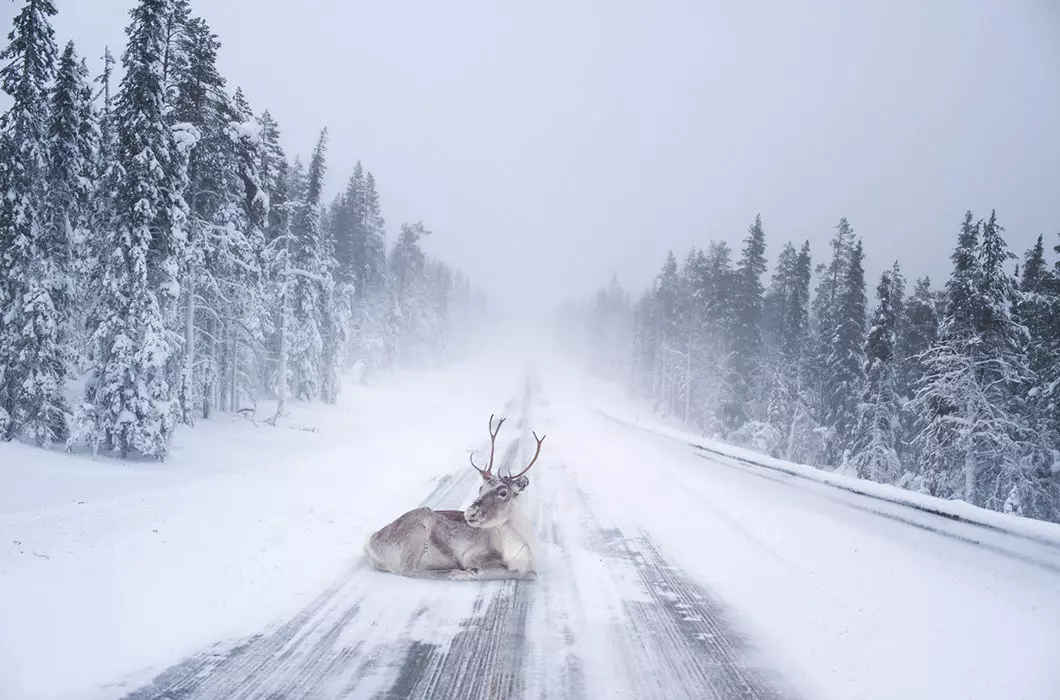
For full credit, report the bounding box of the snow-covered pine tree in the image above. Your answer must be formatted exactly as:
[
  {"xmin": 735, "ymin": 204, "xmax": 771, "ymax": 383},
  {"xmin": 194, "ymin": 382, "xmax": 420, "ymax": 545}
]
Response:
[
  {"xmin": 169, "ymin": 11, "xmax": 225, "ymax": 421},
  {"xmin": 388, "ymin": 221, "xmax": 431, "ymax": 365},
  {"xmin": 218, "ymin": 87, "xmax": 269, "ymax": 412},
  {"xmin": 75, "ymin": 0, "xmax": 192, "ymax": 459},
  {"xmin": 86, "ymin": 46, "xmax": 118, "ymax": 290},
  {"xmin": 824, "ymin": 236, "xmax": 867, "ymax": 465},
  {"xmin": 695, "ymin": 241, "xmax": 737, "ymax": 434},
  {"xmin": 895, "ymin": 275, "xmax": 939, "ymax": 469},
  {"xmin": 94, "ymin": 46, "xmax": 117, "ymax": 162},
  {"xmin": 651, "ymin": 251, "xmax": 683, "ymax": 415},
  {"xmin": 725, "ymin": 214, "xmax": 767, "ymax": 429},
  {"xmin": 807, "ymin": 217, "xmax": 856, "ymax": 436},
  {"xmin": 168, "ymin": 15, "xmax": 267, "ymax": 418},
  {"xmin": 762, "ymin": 240, "xmax": 817, "ymax": 460},
  {"xmin": 263, "ymin": 156, "xmax": 294, "ymax": 424},
  {"xmin": 589, "ymin": 272, "xmax": 633, "ymax": 383},
  {"xmin": 45, "ymin": 39, "xmax": 98, "ymax": 411},
  {"xmin": 0, "ymin": 0, "xmax": 62, "ymax": 444},
  {"xmin": 287, "ymin": 130, "xmax": 330, "ymax": 400},
  {"xmin": 849, "ymin": 263, "xmax": 903, "ymax": 482},
  {"xmin": 896, "ymin": 277, "xmax": 939, "ymax": 400},
  {"xmin": 911, "ymin": 211, "xmax": 1044, "ymax": 515},
  {"xmin": 630, "ymin": 291, "xmax": 656, "ymax": 398}
]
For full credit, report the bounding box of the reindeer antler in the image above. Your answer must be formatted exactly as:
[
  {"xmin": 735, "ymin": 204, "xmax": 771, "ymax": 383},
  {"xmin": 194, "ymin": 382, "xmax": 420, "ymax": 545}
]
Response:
[
  {"xmin": 507, "ymin": 431, "xmax": 546, "ymax": 480},
  {"xmin": 470, "ymin": 413, "xmax": 506, "ymax": 479}
]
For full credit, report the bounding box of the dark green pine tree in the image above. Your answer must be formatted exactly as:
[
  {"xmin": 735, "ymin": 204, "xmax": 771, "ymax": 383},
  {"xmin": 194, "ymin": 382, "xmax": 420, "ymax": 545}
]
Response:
[
  {"xmin": 850, "ymin": 264, "xmax": 903, "ymax": 482},
  {"xmin": 76, "ymin": 0, "xmax": 192, "ymax": 459},
  {"xmin": 0, "ymin": 0, "xmax": 61, "ymax": 444},
  {"xmin": 824, "ymin": 237, "xmax": 867, "ymax": 465},
  {"xmin": 725, "ymin": 214, "xmax": 767, "ymax": 429}
]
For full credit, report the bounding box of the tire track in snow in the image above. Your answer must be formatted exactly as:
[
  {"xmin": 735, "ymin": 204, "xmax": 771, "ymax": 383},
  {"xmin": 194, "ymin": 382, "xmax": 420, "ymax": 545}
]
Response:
[
  {"xmin": 119, "ymin": 397, "xmax": 526, "ymax": 700},
  {"xmin": 117, "ymin": 384, "xmax": 793, "ymax": 700},
  {"xmin": 375, "ymin": 380, "xmax": 539, "ymax": 699},
  {"xmin": 600, "ymin": 527, "xmax": 792, "ymax": 699}
]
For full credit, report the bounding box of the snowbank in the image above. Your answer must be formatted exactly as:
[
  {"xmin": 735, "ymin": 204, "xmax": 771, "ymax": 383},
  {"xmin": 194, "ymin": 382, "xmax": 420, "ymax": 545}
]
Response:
[{"xmin": 593, "ymin": 399, "xmax": 1060, "ymax": 548}]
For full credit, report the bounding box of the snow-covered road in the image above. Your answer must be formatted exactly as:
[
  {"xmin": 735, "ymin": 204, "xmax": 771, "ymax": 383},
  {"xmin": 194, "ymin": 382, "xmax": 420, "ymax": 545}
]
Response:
[{"xmin": 3, "ymin": 355, "xmax": 1059, "ymax": 700}]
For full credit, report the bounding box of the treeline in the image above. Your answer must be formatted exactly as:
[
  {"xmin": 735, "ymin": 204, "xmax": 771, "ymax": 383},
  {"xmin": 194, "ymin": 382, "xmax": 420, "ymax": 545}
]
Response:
[
  {"xmin": 0, "ymin": 0, "xmax": 479, "ymax": 459},
  {"xmin": 570, "ymin": 213, "xmax": 1060, "ymax": 523}
]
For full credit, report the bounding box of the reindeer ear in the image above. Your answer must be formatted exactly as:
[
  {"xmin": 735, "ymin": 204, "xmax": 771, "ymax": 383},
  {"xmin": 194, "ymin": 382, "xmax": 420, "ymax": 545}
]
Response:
[{"xmin": 510, "ymin": 475, "xmax": 529, "ymax": 493}]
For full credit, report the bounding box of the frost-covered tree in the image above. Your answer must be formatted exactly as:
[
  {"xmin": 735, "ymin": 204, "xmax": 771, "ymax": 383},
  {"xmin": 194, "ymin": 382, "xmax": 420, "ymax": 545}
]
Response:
[
  {"xmin": 286, "ymin": 129, "xmax": 330, "ymax": 400},
  {"xmin": 808, "ymin": 217, "xmax": 856, "ymax": 432},
  {"xmin": 0, "ymin": 0, "xmax": 62, "ymax": 443},
  {"xmin": 850, "ymin": 264, "xmax": 903, "ymax": 482},
  {"xmin": 762, "ymin": 241, "xmax": 817, "ymax": 460},
  {"xmin": 75, "ymin": 0, "xmax": 192, "ymax": 459},
  {"xmin": 725, "ymin": 214, "xmax": 767, "ymax": 428},
  {"xmin": 911, "ymin": 211, "xmax": 1045, "ymax": 514},
  {"xmin": 824, "ymin": 236, "xmax": 867, "ymax": 464},
  {"xmin": 896, "ymin": 276, "xmax": 938, "ymax": 401},
  {"xmin": 46, "ymin": 39, "xmax": 98, "ymax": 394}
]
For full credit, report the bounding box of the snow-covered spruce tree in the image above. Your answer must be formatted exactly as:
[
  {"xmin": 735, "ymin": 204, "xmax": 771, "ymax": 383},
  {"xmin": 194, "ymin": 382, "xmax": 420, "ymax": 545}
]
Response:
[
  {"xmin": 169, "ymin": 11, "xmax": 226, "ymax": 422},
  {"xmin": 762, "ymin": 240, "xmax": 817, "ymax": 461},
  {"xmin": 651, "ymin": 251, "xmax": 683, "ymax": 414},
  {"xmin": 286, "ymin": 130, "xmax": 330, "ymax": 401},
  {"xmin": 388, "ymin": 221, "xmax": 430, "ymax": 365},
  {"xmin": 725, "ymin": 214, "xmax": 767, "ymax": 430},
  {"xmin": 588, "ymin": 273, "xmax": 633, "ymax": 383},
  {"xmin": 823, "ymin": 235, "xmax": 867, "ymax": 466},
  {"xmin": 46, "ymin": 39, "xmax": 99, "ymax": 399},
  {"xmin": 1017, "ymin": 234, "xmax": 1060, "ymax": 517},
  {"xmin": 693, "ymin": 241, "xmax": 737, "ymax": 434},
  {"xmin": 346, "ymin": 169, "xmax": 389, "ymax": 376},
  {"xmin": 911, "ymin": 211, "xmax": 1046, "ymax": 515},
  {"xmin": 896, "ymin": 276, "xmax": 938, "ymax": 401},
  {"xmin": 0, "ymin": 0, "xmax": 62, "ymax": 444},
  {"xmin": 849, "ymin": 264, "xmax": 904, "ymax": 482},
  {"xmin": 894, "ymin": 275, "xmax": 939, "ymax": 470},
  {"xmin": 169, "ymin": 16, "xmax": 269, "ymax": 419},
  {"xmin": 263, "ymin": 156, "xmax": 294, "ymax": 423},
  {"xmin": 75, "ymin": 0, "xmax": 193, "ymax": 459},
  {"xmin": 630, "ymin": 291, "xmax": 656, "ymax": 398},
  {"xmin": 807, "ymin": 217, "xmax": 856, "ymax": 440},
  {"xmin": 85, "ymin": 46, "xmax": 118, "ymax": 291}
]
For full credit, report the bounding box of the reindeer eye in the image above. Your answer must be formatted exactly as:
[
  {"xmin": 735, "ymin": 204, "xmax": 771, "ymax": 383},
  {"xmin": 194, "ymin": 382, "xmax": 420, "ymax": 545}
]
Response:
[{"xmin": 498, "ymin": 488, "xmax": 509, "ymax": 499}]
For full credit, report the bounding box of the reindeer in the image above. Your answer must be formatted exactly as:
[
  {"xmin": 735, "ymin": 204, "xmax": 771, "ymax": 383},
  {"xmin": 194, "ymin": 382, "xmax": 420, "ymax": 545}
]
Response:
[{"xmin": 364, "ymin": 414, "xmax": 545, "ymax": 581}]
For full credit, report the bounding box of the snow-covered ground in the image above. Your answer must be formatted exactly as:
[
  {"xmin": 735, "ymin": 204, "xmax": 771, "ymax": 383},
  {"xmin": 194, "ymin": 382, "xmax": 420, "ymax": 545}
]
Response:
[{"xmin": 2, "ymin": 348, "xmax": 1059, "ymax": 699}]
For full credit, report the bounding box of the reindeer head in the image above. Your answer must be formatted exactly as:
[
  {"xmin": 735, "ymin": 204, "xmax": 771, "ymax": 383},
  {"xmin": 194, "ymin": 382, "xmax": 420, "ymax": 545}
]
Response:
[{"xmin": 465, "ymin": 414, "xmax": 545, "ymax": 528}]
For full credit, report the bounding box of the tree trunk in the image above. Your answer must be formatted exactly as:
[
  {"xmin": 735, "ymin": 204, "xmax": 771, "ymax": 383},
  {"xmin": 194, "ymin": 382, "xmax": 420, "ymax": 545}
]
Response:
[
  {"xmin": 963, "ymin": 397, "xmax": 978, "ymax": 505},
  {"xmin": 181, "ymin": 272, "xmax": 196, "ymax": 425},
  {"xmin": 268, "ymin": 248, "xmax": 291, "ymax": 426}
]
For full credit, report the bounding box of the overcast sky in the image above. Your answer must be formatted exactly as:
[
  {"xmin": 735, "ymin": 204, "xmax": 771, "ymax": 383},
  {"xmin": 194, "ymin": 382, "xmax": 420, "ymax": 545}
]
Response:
[{"xmin": 7, "ymin": 0, "xmax": 1060, "ymax": 311}]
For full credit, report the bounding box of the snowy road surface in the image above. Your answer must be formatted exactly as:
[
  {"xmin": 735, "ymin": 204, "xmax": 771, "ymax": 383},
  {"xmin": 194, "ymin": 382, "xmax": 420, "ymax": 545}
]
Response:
[{"xmin": 3, "ymin": 356, "xmax": 1060, "ymax": 700}]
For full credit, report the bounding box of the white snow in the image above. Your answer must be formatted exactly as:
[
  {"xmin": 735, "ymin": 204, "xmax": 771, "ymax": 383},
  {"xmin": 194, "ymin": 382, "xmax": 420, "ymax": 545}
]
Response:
[
  {"xmin": 0, "ymin": 358, "xmax": 515, "ymax": 700},
  {"xmin": 2, "ymin": 347, "xmax": 1059, "ymax": 700},
  {"xmin": 589, "ymin": 380, "xmax": 1060, "ymax": 548}
]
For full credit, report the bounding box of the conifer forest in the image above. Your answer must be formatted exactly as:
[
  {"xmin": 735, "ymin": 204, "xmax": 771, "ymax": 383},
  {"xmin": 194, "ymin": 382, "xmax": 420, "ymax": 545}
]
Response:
[
  {"xmin": 571, "ymin": 213, "xmax": 1060, "ymax": 522},
  {"xmin": 0, "ymin": 0, "xmax": 477, "ymax": 460}
]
